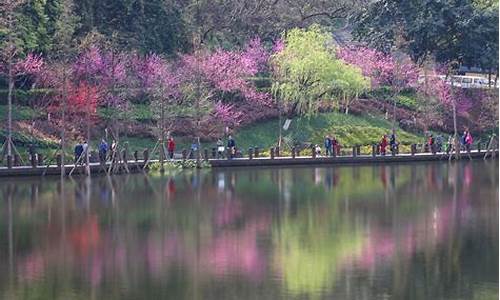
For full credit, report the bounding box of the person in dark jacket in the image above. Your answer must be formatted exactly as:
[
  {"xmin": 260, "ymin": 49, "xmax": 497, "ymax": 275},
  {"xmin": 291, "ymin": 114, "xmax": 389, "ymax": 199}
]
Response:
[
  {"xmin": 324, "ymin": 136, "xmax": 332, "ymax": 156},
  {"xmin": 389, "ymin": 133, "xmax": 397, "ymax": 153},
  {"xmin": 99, "ymin": 139, "xmax": 108, "ymax": 162},
  {"xmin": 227, "ymin": 135, "xmax": 236, "ymax": 158},
  {"xmin": 74, "ymin": 141, "xmax": 83, "ymax": 163}
]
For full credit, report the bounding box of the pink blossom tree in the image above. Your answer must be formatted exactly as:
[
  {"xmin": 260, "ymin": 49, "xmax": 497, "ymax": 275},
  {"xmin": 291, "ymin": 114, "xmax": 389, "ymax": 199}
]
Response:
[
  {"xmin": 132, "ymin": 53, "xmax": 180, "ymax": 167},
  {"xmin": 337, "ymin": 45, "xmax": 419, "ymax": 131}
]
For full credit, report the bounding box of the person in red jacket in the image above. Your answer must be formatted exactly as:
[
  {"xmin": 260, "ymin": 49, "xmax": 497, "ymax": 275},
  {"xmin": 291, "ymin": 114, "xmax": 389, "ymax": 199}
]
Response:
[
  {"xmin": 167, "ymin": 137, "xmax": 175, "ymax": 159},
  {"xmin": 380, "ymin": 134, "xmax": 388, "ymax": 155}
]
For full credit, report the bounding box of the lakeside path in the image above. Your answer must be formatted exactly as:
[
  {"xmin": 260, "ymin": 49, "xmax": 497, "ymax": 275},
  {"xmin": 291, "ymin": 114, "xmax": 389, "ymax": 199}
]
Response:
[{"xmin": 0, "ymin": 150, "xmax": 497, "ymax": 178}]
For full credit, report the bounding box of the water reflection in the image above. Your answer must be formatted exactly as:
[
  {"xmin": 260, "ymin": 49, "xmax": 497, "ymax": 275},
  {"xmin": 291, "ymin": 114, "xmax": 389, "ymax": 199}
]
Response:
[{"xmin": 0, "ymin": 161, "xmax": 498, "ymax": 299}]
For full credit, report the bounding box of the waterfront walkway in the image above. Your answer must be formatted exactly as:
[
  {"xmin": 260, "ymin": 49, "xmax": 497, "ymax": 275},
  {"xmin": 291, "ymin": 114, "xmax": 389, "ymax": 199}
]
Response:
[{"xmin": 0, "ymin": 149, "xmax": 496, "ymax": 177}]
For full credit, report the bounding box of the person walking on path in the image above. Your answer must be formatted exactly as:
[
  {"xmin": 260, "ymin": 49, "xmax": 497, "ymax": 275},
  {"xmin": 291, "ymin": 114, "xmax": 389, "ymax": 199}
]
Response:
[
  {"xmin": 428, "ymin": 134, "xmax": 435, "ymax": 153},
  {"xmin": 332, "ymin": 136, "xmax": 339, "ymax": 156},
  {"xmin": 216, "ymin": 138, "xmax": 225, "ymax": 159},
  {"xmin": 436, "ymin": 135, "xmax": 443, "ymax": 153},
  {"xmin": 99, "ymin": 139, "xmax": 108, "ymax": 162},
  {"xmin": 324, "ymin": 135, "xmax": 332, "ymax": 156},
  {"xmin": 460, "ymin": 130, "xmax": 468, "ymax": 151},
  {"xmin": 190, "ymin": 139, "xmax": 198, "ymax": 159},
  {"xmin": 227, "ymin": 135, "xmax": 236, "ymax": 159},
  {"xmin": 380, "ymin": 135, "xmax": 388, "ymax": 156},
  {"xmin": 28, "ymin": 143, "xmax": 36, "ymax": 161},
  {"xmin": 389, "ymin": 133, "xmax": 398, "ymax": 154},
  {"xmin": 446, "ymin": 135, "xmax": 455, "ymax": 154},
  {"xmin": 167, "ymin": 137, "xmax": 175, "ymax": 159},
  {"xmin": 465, "ymin": 131, "xmax": 473, "ymax": 151},
  {"xmin": 74, "ymin": 141, "xmax": 83, "ymax": 163}
]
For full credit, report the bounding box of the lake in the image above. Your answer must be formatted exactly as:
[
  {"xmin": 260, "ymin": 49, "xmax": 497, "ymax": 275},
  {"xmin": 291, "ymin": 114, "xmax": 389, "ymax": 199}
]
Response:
[{"xmin": 0, "ymin": 161, "xmax": 498, "ymax": 299}]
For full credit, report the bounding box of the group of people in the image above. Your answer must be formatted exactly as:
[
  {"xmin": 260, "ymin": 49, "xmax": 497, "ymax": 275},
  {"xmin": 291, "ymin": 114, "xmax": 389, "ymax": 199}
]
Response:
[
  {"xmin": 315, "ymin": 136, "xmax": 340, "ymax": 156},
  {"xmin": 216, "ymin": 135, "xmax": 236, "ymax": 158},
  {"xmin": 184, "ymin": 135, "xmax": 238, "ymax": 159},
  {"xmin": 74, "ymin": 140, "xmax": 89, "ymax": 163},
  {"xmin": 74, "ymin": 139, "xmax": 118, "ymax": 164},
  {"xmin": 378, "ymin": 133, "xmax": 398, "ymax": 155},
  {"xmin": 428, "ymin": 129, "xmax": 473, "ymax": 154}
]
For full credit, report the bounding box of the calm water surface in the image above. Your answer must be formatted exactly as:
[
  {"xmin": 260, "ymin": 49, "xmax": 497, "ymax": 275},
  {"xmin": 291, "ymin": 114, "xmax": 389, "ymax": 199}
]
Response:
[{"xmin": 0, "ymin": 161, "xmax": 498, "ymax": 299}]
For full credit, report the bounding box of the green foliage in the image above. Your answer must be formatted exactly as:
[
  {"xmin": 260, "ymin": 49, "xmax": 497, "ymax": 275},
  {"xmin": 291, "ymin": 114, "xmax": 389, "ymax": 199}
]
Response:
[
  {"xmin": 271, "ymin": 25, "xmax": 369, "ymax": 116},
  {"xmin": 149, "ymin": 159, "xmax": 211, "ymax": 171},
  {"xmin": 396, "ymin": 93, "xmax": 418, "ymax": 110},
  {"xmin": 353, "ymin": 0, "xmax": 498, "ymax": 71},
  {"xmin": 0, "ymin": 89, "xmax": 53, "ymax": 105},
  {"xmin": 0, "ymin": 129, "xmax": 57, "ymax": 149},
  {"xmin": 98, "ymin": 104, "xmax": 153, "ymax": 122},
  {"xmin": 75, "ymin": 0, "xmax": 188, "ymax": 54},
  {"xmin": 234, "ymin": 111, "xmax": 423, "ymax": 150},
  {"xmin": 0, "ymin": 105, "xmax": 39, "ymax": 121}
]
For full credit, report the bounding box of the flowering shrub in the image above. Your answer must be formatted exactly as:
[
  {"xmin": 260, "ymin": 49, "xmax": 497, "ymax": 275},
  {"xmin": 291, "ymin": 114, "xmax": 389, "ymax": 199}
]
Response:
[{"xmin": 337, "ymin": 46, "xmax": 419, "ymax": 89}]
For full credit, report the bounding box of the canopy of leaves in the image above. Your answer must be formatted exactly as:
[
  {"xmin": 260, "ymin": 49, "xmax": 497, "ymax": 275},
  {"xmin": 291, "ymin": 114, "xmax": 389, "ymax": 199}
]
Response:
[
  {"xmin": 271, "ymin": 25, "xmax": 369, "ymax": 116},
  {"xmin": 353, "ymin": 0, "xmax": 499, "ymax": 72}
]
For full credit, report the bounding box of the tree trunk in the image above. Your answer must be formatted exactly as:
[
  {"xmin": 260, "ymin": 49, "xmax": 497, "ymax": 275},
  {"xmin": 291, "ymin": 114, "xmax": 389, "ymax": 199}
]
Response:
[
  {"xmin": 450, "ymin": 75, "xmax": 459, "ymax": 160},
  {"xmin": 61, "ymin": 72, "xmax": 68, "ymax": 178},
  {"xmin": 7, "ymin": 58, "xmax": 13, "ymax": 157},
  {"xmin": 160, "ymin": 98, "xmax": 165, "ymax": 172},
  {"xmin": 392, "ymin": 90, "xmax": 397, "ymax": 133}
]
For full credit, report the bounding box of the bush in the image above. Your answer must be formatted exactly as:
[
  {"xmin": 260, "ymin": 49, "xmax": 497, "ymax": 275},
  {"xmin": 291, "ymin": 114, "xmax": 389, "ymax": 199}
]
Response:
[
  {"xmin": 0, "ymin": 89, "xmax": 53, "ymax": 106},
  {"xmin": 149, "ymin": 159, "xmax": 211, "ymax": 171},
  {"xmin": 0, "ymin": 105, "xmax": 40, "ymax": 121}
]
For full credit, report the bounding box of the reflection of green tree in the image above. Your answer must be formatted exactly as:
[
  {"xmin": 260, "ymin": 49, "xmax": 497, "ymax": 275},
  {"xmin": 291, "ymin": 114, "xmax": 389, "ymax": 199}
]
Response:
[{"xmin": 273, "ymin": 208, "xmax": 364, "ymax": 297}]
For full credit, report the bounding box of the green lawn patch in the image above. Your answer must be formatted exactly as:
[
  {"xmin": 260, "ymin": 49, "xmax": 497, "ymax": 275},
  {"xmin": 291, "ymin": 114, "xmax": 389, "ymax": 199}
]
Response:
[
  {"xmin": 0, "ymin": 105, "xmax": 40, "ymax": 121},
  {"xmin": 234, "ymin": 111, "xmax": 424, "ymax": 150}
]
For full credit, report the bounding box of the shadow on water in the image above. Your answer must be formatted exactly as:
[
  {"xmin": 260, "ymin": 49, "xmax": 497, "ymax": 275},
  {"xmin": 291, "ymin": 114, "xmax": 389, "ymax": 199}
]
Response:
[{"xmin": 0, "ymin": 160, "xmax": 498, "ymax": 300}]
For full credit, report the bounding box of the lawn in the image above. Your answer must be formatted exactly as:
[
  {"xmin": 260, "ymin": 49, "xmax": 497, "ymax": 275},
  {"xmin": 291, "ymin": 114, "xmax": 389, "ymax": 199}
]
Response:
[{"xmin": 233, "ymin": 111, "xmax": 425, "ymax": 151}]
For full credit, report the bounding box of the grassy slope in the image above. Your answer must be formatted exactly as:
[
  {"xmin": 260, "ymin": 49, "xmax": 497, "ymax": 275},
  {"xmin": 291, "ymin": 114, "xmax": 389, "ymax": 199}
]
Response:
[{"xmin": 234, "ymin": 111, "xmax": 424, "ymax": 150}]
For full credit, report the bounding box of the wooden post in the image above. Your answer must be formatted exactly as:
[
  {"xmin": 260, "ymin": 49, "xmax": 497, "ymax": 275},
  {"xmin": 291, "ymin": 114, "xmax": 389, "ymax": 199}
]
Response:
[
  {"xmin": 352, "ymin": 146, "xmax": 357, "ymax": 157},
  {"xmin": 312, "ymin": 146, "xmax": 316, "ymax": 158},
  {"xmin": 291, "ymin": 147, "xmax": 296, "ymax": 159},
  {"xmin": 411, "ymin": 144, "xmax": 416, "ymax": 156},
  {"xmin": 372, "ymin": 144, "xmax": 377, "ymax": 157},
  {"xmin": 275, "ymin": 146, "xmax": 280, "ymax": 157},
  {"xmin": 254, "ymin": 147, "xmax": 259, "ymax": 158},
  {"xmin": 37, "ymin": 154, "xmax": 43, "ymax": 166},
  {"xmin": 270, "ymin": 147, "xmax": 275, "ymax": 159},
  {"xmin": 133, "ymin": 150, "xmax": 138, "ymax": 162},
  {"xmin": 143, "ymin": 149, "xmax": 149, "ymax": 162},
  {"xmin": 6, "ymin": 155, "xmax": 12, "ymax": 169},
  {"xmin": 56, "ymin": 154, "xmax": 62, "ymax": 167},
  {"xmin": 357, "ymin": 146, "xmax": 361, "ymax": 156},
  {"xmin": 248, "ymin": 148, "xmax": 253, "ymax": 160}
]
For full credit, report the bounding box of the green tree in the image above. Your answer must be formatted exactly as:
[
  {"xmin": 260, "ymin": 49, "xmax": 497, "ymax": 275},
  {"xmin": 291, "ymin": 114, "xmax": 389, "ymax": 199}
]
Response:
[{"xmin": 271, "ymin": 25, "xmax": 369, "ymax": 116}]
